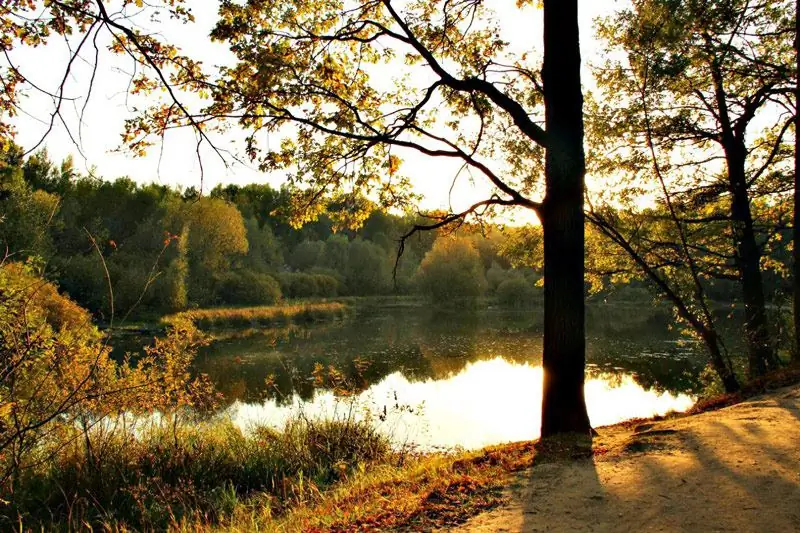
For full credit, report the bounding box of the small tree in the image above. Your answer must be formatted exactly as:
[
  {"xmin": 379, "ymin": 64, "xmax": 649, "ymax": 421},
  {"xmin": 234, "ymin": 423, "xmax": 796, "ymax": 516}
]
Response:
[
  {"xmin": 416, "ymin": 237, "xmax": 487, "ymax": 306},
  {"xmin": 345, "ymin": 239, "xmax": 391, "ymax": 296}
]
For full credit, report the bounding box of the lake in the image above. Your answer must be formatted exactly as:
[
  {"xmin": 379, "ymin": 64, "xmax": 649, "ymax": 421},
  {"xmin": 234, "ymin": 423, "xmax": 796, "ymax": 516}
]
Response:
[{"xmin": 190, "ymin": 304, "xmax": 706, "ymax": 450}]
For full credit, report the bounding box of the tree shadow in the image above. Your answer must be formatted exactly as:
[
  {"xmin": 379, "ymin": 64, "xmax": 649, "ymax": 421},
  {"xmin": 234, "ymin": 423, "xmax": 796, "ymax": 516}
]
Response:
[
  {"xmin": 503, "ymin": 393, "xmax": 800, "ymax": 532},
  {"xmin": 519, "ymin": 456, "xmax": 606, "ymax": 532}
]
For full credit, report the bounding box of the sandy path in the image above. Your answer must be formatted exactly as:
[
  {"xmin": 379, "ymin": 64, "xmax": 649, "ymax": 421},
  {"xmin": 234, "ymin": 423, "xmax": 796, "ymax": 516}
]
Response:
[{"xmin": 454, "ymin": 386, "xmax": 800, "ymax": 533}]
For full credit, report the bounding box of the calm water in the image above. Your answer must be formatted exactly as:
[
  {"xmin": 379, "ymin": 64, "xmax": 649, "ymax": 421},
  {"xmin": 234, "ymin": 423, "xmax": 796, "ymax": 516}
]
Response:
[{"xmin": 189, "ymin": 304, "xmax": 705, "ymax": 449}]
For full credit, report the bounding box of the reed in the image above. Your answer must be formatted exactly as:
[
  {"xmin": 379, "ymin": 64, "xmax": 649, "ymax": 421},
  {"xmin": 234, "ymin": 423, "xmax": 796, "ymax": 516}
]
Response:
[{"xmin": 162, "ymin": 302, "xmax": 349, "ymax": 331}]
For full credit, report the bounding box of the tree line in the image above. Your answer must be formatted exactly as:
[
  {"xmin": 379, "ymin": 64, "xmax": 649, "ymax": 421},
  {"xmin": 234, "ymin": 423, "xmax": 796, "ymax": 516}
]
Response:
[{"xmin": 0, "ymin": 145, "xmax": 553, "ymax": 317}]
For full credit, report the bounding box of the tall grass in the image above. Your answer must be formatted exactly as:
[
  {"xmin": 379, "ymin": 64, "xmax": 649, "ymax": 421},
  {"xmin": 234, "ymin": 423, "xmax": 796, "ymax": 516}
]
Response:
[
  {"xmin": 163, "ymin": 302, "xmax": 349, "ymax": 331},
  {"xmin": 7, "ymin": 415, "xmax": 390, "ymax": 531}
]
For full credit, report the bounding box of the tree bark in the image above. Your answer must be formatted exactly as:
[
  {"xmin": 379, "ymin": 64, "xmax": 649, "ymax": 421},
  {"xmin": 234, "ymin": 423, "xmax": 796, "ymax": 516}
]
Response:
[
  {"xmin": 725, "ymin": 142, "xmax": 779, "ymax": 376},
  {"xmin": 793, "ymin": 0, "xmax": 800, "ymax": 362},
  {"xmin": 540, "ymin": 0, "xmax": 591, "ymax": 438}
]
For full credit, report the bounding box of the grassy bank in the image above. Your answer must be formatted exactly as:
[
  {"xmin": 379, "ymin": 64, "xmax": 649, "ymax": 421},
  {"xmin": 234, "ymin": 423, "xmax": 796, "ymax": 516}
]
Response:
[
  {"xmin": 8, "ymin": 418, "xmax": 536, "ymax": 532},
  {"xmin": 8, "ymin": 415, "xmax": 391, "ymax": 531},
  {"xmin": 10, "ymin": 364, "xmax": 800, "ymax": 531},
  {"xmin": 162, "ymin": 302, "xmax": 350, "ymax": 331}
]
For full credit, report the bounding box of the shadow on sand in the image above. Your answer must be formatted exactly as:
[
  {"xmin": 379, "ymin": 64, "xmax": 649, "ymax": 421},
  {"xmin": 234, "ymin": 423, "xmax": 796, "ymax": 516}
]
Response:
[{"xmin": 489, "ymin": 389, "xmax": 800, "ymax": 533}]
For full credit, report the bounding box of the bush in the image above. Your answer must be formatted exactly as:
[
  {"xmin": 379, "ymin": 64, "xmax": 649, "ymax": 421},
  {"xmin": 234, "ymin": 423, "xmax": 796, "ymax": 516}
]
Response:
[
  {"xmin": 415, "ymin": 237, "xmax": 487, "ymax": 306},
  {"xmin": 496, "ymin": 276, "xmax": 540, "ymax": 308},
  {"xmin": 217, "ymin": 270, "xmax": 282, "ymax": 306},
  {"xmin": 313, "ymin": 272, "xmax": 340, "ymax": 297},
  {"xmin": 278, "ymin": 272, "xmax": 341, "ymax": 299},
  {"xmin": 0, "ymin": 263, "xmax": 211, "ymax": 501},
  {"xmin": 486, "ymin": 262, "xmax": 509, "ymax": 294}
]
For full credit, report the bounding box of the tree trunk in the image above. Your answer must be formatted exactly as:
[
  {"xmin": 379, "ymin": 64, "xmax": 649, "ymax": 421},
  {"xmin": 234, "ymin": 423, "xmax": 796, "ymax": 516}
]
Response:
[
  {"xmin": 699, "ymin": 329, "xmax": 741, "ymax": 393},
  {"xmin": 726, "ymin": 143, "xmax": 779, "ymax": 376},
  {"xmin": 540, "ymin": 0, "xmax": 591, "ymax": 438},
  {"xmin": 793, "ymin": 0, "xmax": 800, "ymax": 361}
]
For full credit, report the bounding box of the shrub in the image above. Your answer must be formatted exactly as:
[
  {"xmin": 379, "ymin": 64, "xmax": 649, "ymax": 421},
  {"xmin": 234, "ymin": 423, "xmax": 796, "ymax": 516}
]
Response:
[
  {"xmin": 286, "ymin": 272, "xmax": 319, "ymax": 298},
  {"xmin": 496, "ymin": 276, "xmax": 540, "ymax": 308},
  {"xmin": 415, "ymin": 237, "xmax": 487, "ymax": 306},
  {"xmin": 486, "ymin": 262, "xmax": 509, "ymax": 294},
  {"xmin": 278, "ymin": 272, "xmax": 341, "ymax": 299},
  {"xmin": 217, "ymin": 270, "xmax": 282, "ymax": 306}
]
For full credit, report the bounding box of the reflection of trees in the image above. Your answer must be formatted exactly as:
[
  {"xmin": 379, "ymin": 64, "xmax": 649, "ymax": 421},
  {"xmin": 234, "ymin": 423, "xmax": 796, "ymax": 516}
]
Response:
[{"xmin": 194, "ymin": 305, "xmax": 716, "ymax": 406}]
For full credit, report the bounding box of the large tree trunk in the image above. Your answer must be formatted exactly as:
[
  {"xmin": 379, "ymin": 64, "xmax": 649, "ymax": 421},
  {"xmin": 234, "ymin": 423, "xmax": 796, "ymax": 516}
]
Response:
[
  {"xmin": 540, "ymin": 0, "xmax": 591, "ymax": 438},
  {"xmin": 793, "ymin": 0, "xmax": 800, "ymax": 362},
  {"xmin": 726, "ymin": 143, "xmax": 779, "ymax": 376}
]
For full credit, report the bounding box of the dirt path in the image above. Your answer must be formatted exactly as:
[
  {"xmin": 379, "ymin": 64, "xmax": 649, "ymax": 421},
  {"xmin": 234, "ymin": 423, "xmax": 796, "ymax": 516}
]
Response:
[{"xmin": 453, "ymin": 385, "xmax": 800, "ymax": 532}]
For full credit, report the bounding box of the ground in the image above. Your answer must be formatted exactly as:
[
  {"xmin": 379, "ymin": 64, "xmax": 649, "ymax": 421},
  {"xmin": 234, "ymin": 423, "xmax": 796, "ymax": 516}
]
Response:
[{"xmin": 451, "ymin": 384, "xmax": 800, "ymax": 533}]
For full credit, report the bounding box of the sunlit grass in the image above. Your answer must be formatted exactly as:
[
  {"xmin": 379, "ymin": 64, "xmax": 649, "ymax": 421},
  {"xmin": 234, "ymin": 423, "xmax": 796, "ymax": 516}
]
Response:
[
  {"xmin": 173, "ymin": 439, "xmax": 537, "ymax": 532},
  {"xmin": 162, "ymin": 302, "xmax": 349, "ymax": 331},
  {"xmin": 8, "ymin": 415, "xmax": 390, "ymax": 531}
]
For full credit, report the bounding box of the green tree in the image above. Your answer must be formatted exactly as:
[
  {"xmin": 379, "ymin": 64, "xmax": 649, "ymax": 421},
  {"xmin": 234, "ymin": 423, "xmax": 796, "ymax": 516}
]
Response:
[
  {"xmin": 0, "ymin": 146, "xmax": 58, "ymax": 259},
  {"xmin": 416, "ymin": 237, "xmax": 487, "ymax": 306},
  {"xmin": 242, "ymin": 217, "xmax": 284, "ymax": 272},
  {"xmin": 594, "ymin": 0, "xmax": 793, "ymax": 378},
  {"xmin": 289, "ymin": 240, "xmax": 325, "ymax": 272},
  {"xmin": 345, "ymin": 239, "xmax": 391, "ymax": 296},
  {"xmin": 184, "ymin": 197, "xmax": 249, "ymax": 305}
]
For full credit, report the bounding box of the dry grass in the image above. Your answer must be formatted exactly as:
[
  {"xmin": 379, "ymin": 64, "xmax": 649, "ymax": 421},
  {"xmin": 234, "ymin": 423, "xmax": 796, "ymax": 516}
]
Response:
[
  {"xmin": 162, "ymin": 302, "xmax": 349, "ymax": 331},
  {"xmin": 180, "ymin": 440, "xmax": 538, "ymax": 532}
]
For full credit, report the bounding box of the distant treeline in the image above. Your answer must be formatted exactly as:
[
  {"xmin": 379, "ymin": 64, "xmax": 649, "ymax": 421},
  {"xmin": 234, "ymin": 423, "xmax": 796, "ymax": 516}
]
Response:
[{"xmin": 0, "ymin": 146, "xmax": 547, "ymax": 317}]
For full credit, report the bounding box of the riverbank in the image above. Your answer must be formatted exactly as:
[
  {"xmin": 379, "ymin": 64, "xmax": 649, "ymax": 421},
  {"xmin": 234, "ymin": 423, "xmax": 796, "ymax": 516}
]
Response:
[
  {"xmin": 9, "ymin": 367, "xmax": 798, "ymax": 531},
  {"xmin": 262, "ymin": 366, "xmax": 800, "ymax": 531}
]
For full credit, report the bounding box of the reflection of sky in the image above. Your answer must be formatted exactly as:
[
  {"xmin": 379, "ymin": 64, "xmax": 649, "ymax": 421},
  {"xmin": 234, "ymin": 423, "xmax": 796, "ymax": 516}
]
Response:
[{"xmin": 231, "ymin": 357, "xmax": 694, "ymax": 451}]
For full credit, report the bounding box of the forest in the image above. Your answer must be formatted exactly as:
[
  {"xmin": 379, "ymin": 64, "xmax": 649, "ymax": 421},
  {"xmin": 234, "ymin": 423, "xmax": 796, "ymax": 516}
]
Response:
[
  {"xmin": 3, "ymin": 145, "xmax": 791, "ymax": 320},
  {"xmin": 0, "ymin": 145, "xmax": 553, "ymax": 316},
  {"xmin": 1, "ymin": 0, "xmax": 799, "ymax": 530}
]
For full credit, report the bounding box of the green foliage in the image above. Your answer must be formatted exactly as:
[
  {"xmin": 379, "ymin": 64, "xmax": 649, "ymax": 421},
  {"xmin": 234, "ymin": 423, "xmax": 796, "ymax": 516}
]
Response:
[
  {"xmin": 51, "ymin": 254, "xmax": 109, "ymax": 317},
  {"xmin": 0, "ymin": 147, "xmax": 57, "ymax": 259},
  {"xmin": 416, "ymin": 237, "xmax": 487, "ymax": 306},
  {"xmin": 496, "ymin": 276, "xmax": 540, "ymax": 309},
  {"xmin": 345, "ymin": 239, "xmax": 391, "ymax": 296},
  {"xmin": 279, "ymin": 272, "xmax": 341, "ymax": 299},
  {"xmin": 159, "ymin": 229, "xmax": 189, "ymax": 312},
  {"xmin": 289, "ymin": 240, "xmax": 326, "ymax": 271},
  {"xmin": 242, "ymin": 217, "xmax": 283, "ymax": 271},
  {"xmin": 217, "ymin": 270, "xmax": 282, "ymax": 306}
]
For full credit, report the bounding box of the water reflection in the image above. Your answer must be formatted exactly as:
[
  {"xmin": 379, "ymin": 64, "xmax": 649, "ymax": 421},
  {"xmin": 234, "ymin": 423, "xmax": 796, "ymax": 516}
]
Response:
[
  {"xmin": 231, "ymin": 357, "xmax": 695, "ymax": 450},
  {"xmin": 196, "ymin": 305, "xmax": 708, "ymax": 405}
]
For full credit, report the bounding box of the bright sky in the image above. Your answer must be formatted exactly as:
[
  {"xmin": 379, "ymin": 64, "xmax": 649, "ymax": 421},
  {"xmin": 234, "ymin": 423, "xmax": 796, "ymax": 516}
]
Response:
[{"xmin": 8, "ymin": 1, "xmax": 629, "ymax": 216}]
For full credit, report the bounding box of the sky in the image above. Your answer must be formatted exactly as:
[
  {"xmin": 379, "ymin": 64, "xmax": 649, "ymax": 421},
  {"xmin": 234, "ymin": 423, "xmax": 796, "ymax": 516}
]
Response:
[{"xmin": 8, "ymin": 0, "xmax": 629, "ymax": 216}]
